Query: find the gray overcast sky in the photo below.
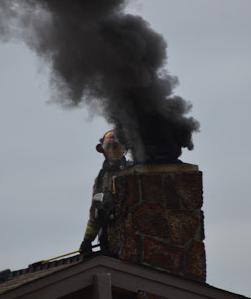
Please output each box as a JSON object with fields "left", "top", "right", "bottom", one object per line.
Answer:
{"left": 0, "top": 0, "right": 251, "bottom": 297}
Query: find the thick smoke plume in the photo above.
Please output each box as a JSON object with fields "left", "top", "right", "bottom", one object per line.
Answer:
{"left": 0, "top": 0, "right": 199, "bottom": 162}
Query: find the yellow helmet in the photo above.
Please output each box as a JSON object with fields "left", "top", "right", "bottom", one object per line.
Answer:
{"left": 96, "top": 130, "right": 115, "bottom": 153}
{"left": 96, "top": 130, "right": 126, "bottom": 160}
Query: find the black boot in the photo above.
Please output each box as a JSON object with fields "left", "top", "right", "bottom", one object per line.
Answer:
{"left": 79, "top": 239, "right": 92, "bottom": 255}
{"left": 99, "top": 227, "right": 110, "bottom": 255}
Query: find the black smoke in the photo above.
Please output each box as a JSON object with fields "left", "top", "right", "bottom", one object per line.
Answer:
{"left": 0, "top": 0, "right": 199, "bottom": 162}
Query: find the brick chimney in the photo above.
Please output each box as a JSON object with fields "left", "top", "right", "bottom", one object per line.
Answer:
{"left": 107, "top": 163, "right": 206, "bottom": 282}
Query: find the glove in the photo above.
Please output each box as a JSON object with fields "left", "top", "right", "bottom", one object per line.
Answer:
{"left": 79, "top": 238, "right": 92, "bottom": 254}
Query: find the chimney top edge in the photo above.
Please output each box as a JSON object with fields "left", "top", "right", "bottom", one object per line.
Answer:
{"left": 119, "top": 163, "right": 199, "bottom": 176}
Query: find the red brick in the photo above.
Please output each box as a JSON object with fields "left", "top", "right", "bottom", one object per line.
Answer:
{"left": 107, "top": 222, "right": 121, "bottom": 256}
{"left": 185, "top": 241, "right": 206, "bottom": 281}
{"left": 175, "top": 172, "right": 203, "bottom": 209}
{"left": 141, "top": 175, "right": 165, "bottom": 201}
{"left": 125, "top": 176, "right": 141, "bottom": 206}
{"left": 120, "top": 214, "right": 140, "bottom": 263}
{"left": 133, "top": 201, "right": 168, "bottom": 239}
{"left": 163, "top": 175, "right": 182, "bottom": 209}
{"left": 167, "top": 211, "right": 200, "bottom": 246}
{"left": 143, "top": 237, "right": 184, "bottom": 273}
{"left": 108, "top": 169, "right": 206, "bottom": 282}
{"left": 120, "top": 232, "right": 140, "bottom": 263}
{"left": 140, "top": 174, "right": 181, "bottom": 208}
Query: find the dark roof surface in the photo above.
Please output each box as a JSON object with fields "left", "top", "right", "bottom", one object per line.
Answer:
{"left": 0, "top": 253, "right": 85, "bottom": 296}
{"left": 0, "top": 253, "right": 250, "bottom": 299}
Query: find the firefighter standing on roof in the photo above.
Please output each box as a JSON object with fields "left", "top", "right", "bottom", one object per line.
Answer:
{"left": 80, "top": 130, "right": 128, "bottom": 254}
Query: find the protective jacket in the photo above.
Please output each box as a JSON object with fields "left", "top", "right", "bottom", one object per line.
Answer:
{"left": 83, "top": 157, "right": 127, "bottom": 245}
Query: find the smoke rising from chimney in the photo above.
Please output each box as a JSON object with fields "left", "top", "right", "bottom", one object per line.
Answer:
{"left": 0, "top": 0, "right": 199, "bottom": 162}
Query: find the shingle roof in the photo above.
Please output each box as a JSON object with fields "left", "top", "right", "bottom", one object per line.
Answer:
{"left": 0, "top": 263, "right": 73, "bottom": 296}
{"left": 0, "top": 253, "right": 250, "bottom": 299}
{"left": 0, "top": 252, "right": 99, "bottom": 296}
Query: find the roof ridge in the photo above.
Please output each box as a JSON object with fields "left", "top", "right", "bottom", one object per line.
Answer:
{"left": 0, "top": 251, "right": 102, "bottom": 284}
